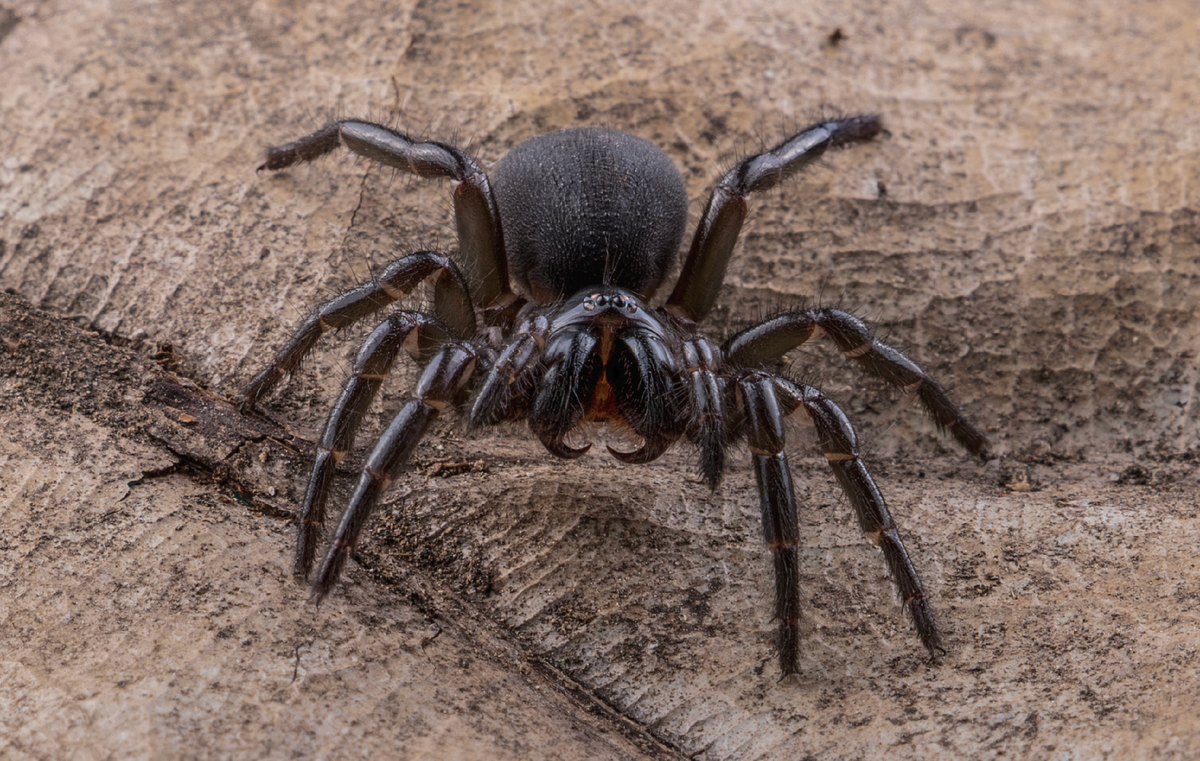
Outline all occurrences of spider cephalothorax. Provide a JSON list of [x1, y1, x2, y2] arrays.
[[239, 114, 988, 677]]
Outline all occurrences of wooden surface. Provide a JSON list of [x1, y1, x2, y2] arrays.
[[2, 0, 1198, 758]]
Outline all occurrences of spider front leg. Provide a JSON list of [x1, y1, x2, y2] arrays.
[[738, 371, 942, 677], [467, 313, 551, 429], [260, 120, 517, 314], [726, 308, 989, 456], [312, 340, 478, 600], [239, 251, 474, 409], [681, 336, 727, 488], [666, 115, 883, 323]]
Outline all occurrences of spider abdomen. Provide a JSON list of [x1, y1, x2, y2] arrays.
[[490, 127, 688, 303]]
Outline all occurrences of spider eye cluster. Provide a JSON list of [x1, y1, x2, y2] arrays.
[[581, 292, 638, 313]]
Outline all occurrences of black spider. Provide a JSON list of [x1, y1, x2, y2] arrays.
[[239, 114, 988, 677]]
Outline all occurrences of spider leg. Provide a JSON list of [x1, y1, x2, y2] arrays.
[[296, 312, 449, 579], [774, 375, 944, 659], [738, 371, 942, 676], [260, 120, 517, 315], [725, 308, 988, 456], [665, 115, 883, 323], [681, 337, 727, 488], [467, 313, 551, 430], [311, 341, 478, 601], [737, 371, 805, 677], [239, 251, 473, 409]]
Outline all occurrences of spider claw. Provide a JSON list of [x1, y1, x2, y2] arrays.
[[235, 389, 260, 414], [543, 437, 592, 459], [605, 436, 672, 464]]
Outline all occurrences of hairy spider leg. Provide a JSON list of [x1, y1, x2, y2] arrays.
[[681, 336, 727, 488], [726, 308, 989, 457], [740, 372, 943, 676], [778, 377, 943, 659], [296, 312, 451, 579], [737, 371, 805, 676], [260, 120, 519, 316], [239, 251, 474, 409], [666, 115, 884, 324], [467, 313, 551, 429], [312, 341, 478, 601]]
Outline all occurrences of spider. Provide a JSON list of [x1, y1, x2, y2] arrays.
[[238, 114, 988, 677]]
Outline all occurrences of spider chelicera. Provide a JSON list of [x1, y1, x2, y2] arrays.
[[238, 114, 988, 677]]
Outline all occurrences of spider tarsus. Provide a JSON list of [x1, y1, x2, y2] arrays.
[[689, 407, 727, 489], [828, 113, 884, 145], [259, 149, 295, 172], [239, 365, 284, 412], [309, 556, 347, 605], [930, 396, 990, 458], [689, 440, 724, 489], [261, 123, 343, 171], [236, 386, 267, 414], [700, 468, 722, 492], [907, 596, 944, 657], [777, 624, 801, 679], [293, 541, 315, 582], [306, 585, 328, 606], [948, 420, 990, 461], [237, 386, 258, 413]]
